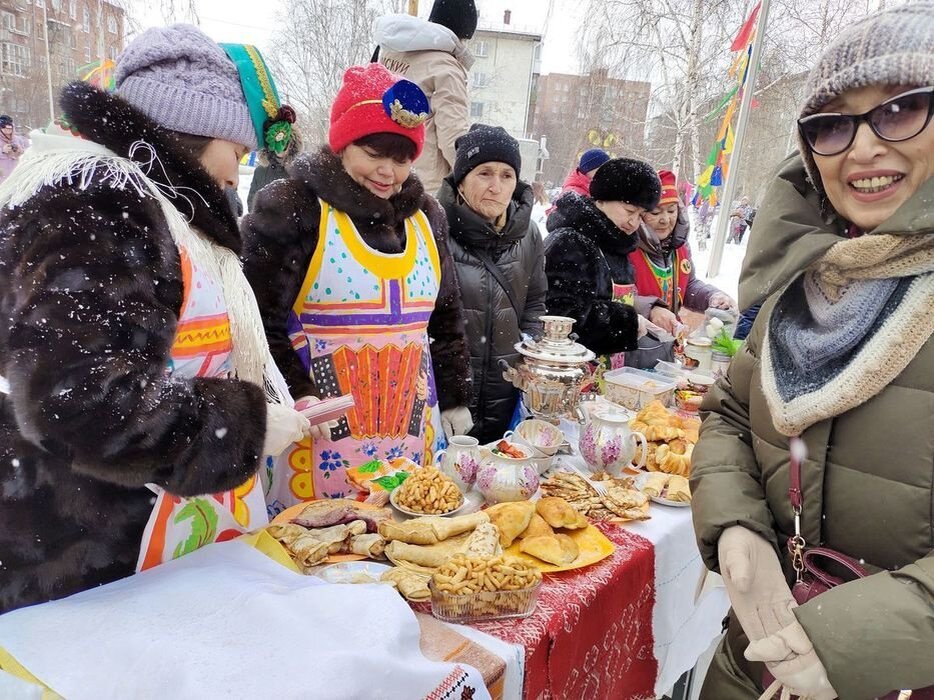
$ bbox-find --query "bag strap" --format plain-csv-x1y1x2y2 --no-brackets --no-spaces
473,248,522,320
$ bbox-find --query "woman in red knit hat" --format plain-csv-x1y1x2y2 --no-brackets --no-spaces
242,63,472,509
629,170,736,334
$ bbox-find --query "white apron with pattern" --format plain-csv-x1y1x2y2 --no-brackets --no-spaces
266,200,446,512
136,249,268,571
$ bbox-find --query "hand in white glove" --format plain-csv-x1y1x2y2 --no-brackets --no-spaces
294,396,335,441
709,292,738,313
263,403,310,456
718,526,798,643
441,406,473,438
746,621,838,700
648,305,679,335
637,314,649,339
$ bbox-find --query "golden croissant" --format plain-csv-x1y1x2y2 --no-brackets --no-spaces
655,443,694,476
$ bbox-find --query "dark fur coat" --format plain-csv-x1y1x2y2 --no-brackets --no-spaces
0,83,267,613
543,193,640,356
241,147,471,411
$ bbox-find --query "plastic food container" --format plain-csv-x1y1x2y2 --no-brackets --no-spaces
429,579,542,623
602,367,677,409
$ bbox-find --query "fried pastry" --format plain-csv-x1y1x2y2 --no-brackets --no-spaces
519,533,579,566
486,501,536,547
602,485,651,521
381,568,431,601
345,533,386,558
666,475,691,503
642,472,670,498
464,522,503,559
378,511,489,545
518,513,554,540
536,496,587,529
656,443,694,476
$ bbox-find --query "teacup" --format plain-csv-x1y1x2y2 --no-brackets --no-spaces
513,419,565,457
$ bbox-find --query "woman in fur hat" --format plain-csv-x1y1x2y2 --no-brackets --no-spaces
0,26,311,612
242,63,472,508
691,4,934,698
544,157,662,366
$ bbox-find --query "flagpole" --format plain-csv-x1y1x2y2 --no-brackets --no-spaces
706,0,771,279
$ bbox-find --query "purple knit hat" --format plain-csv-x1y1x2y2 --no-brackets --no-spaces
115,24,257,150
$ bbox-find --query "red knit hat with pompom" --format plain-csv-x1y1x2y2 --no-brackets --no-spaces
657,170,679,206
328,63,428,158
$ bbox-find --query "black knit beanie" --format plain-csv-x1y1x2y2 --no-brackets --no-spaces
429,0,479,40
589,158,662,210
453,124,522,185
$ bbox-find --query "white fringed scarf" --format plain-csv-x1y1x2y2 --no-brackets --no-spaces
0,126,293,408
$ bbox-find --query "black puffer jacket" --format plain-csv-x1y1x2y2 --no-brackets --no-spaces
439,178,547,443
0,84,266,613
544,193,640,356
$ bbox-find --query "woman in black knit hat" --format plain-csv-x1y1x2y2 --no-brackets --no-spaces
544,157,662,368
438,124,548,443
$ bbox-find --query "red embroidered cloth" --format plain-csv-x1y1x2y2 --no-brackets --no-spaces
473,523,657,699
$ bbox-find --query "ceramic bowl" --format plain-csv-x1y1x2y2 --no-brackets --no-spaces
513,419,565,457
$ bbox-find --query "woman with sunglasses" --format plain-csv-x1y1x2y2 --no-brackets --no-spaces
691,5,934,699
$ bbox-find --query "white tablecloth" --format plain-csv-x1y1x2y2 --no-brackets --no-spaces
0,541,490,700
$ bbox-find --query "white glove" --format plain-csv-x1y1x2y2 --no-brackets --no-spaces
294,395,335,441
263,403,310,456
636,314,649,339
746,621,838,700
709,292,738,313
718,526,798,643
441,406,474,438
648,306,679,335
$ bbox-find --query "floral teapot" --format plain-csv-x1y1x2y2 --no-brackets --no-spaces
475,441,540,504
579,407,648,478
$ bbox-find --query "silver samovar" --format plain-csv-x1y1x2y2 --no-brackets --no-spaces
500,315,596,423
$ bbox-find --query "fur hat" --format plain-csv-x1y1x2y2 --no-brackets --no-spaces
115,24,257,150
797,3,934,196
578,148,610,174
589,158,661,210
452,123,522,185
328,63,429,158
428,0,479,40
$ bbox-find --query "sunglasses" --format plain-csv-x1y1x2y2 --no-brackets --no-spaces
797,86,934,156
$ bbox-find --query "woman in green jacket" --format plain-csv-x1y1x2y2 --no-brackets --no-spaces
691,5,934,699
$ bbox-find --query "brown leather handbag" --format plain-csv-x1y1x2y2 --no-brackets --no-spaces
766,439,934,699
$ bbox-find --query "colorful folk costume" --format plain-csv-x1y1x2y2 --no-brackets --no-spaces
244,64,472,511
0,26,299,610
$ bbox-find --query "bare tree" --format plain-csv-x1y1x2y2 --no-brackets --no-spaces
264,0,396,145
579,0,741,183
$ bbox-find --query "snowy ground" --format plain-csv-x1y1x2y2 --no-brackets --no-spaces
691,224,750,303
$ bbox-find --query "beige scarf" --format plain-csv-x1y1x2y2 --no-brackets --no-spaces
761,232,934,437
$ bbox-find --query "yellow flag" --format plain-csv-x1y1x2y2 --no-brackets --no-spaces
724,124,735,154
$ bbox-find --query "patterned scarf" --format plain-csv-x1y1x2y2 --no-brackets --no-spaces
761,233,934,436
